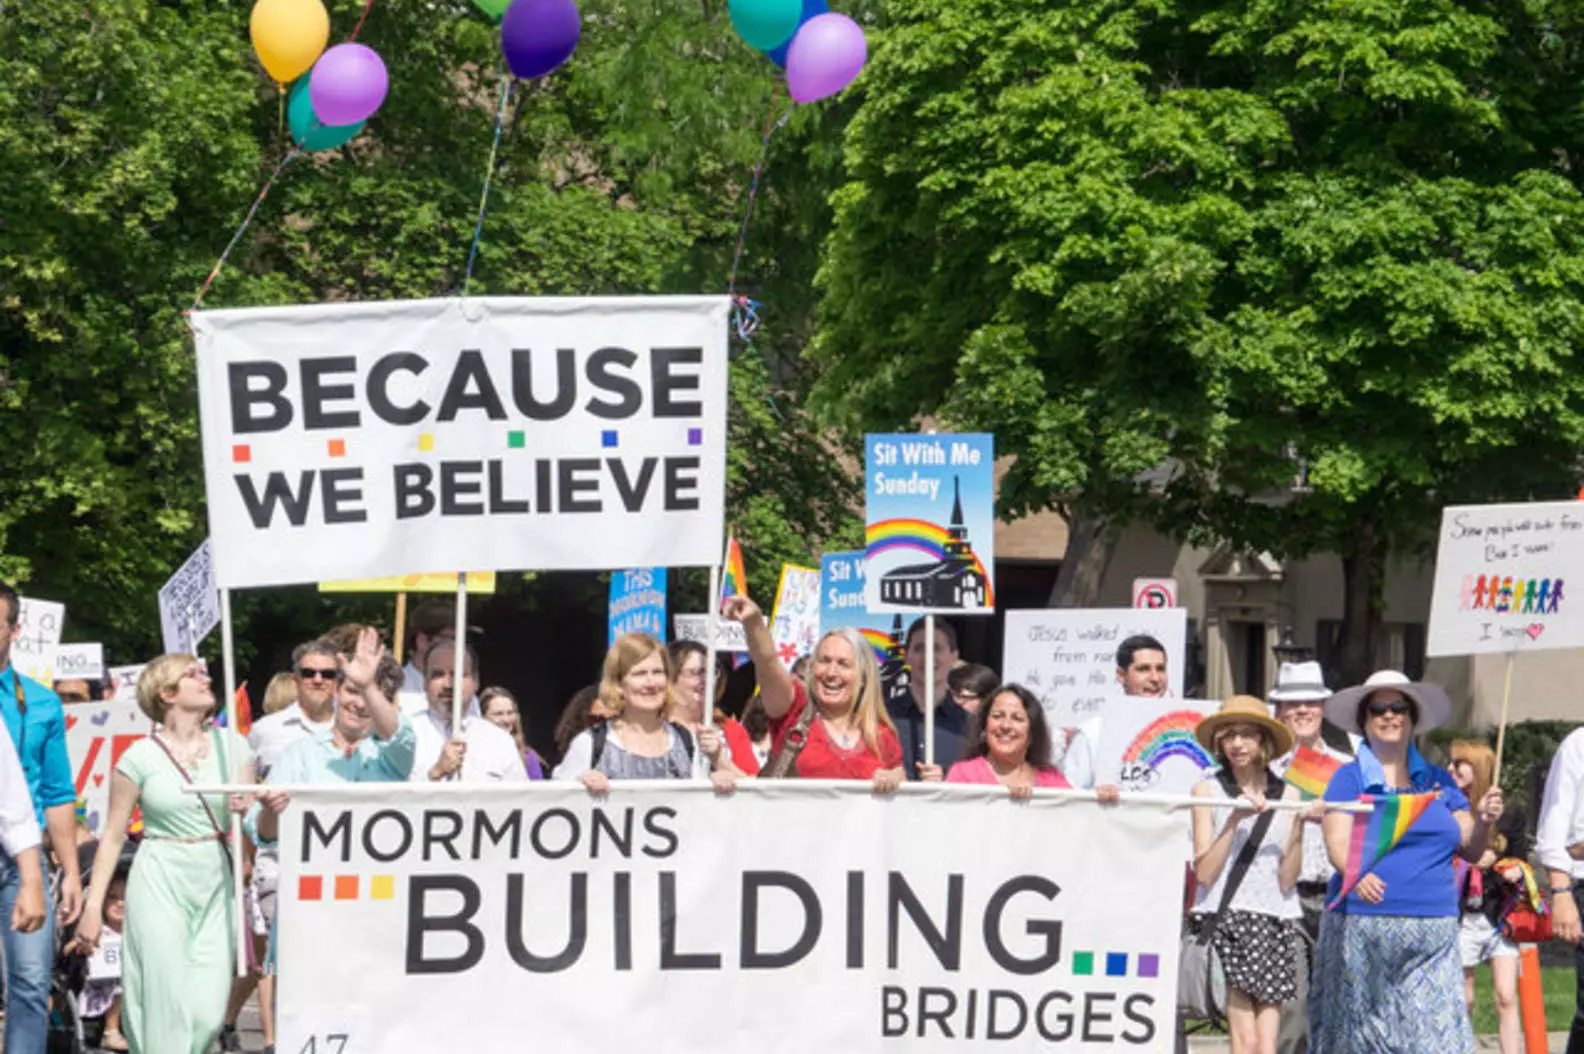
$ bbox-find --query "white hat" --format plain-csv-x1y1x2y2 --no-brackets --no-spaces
1268,661,1331,704
1323,670,1453,735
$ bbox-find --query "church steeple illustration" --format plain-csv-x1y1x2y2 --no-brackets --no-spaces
878,474,987,610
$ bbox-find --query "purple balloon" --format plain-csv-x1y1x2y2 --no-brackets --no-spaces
785,13,866,103
501,0,581,80
310,44,389,127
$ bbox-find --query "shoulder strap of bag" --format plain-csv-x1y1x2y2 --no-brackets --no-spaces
589,721,608,770
1198,778,1279,943
760,690,819,780
151,728,234,876
670,721,696,761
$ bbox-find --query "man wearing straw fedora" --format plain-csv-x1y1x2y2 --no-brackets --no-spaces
1266,662,1352,1054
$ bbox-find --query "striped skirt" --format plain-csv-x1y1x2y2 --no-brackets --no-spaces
1309,912,1472,1054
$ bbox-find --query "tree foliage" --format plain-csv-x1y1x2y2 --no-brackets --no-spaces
814,0,1584,677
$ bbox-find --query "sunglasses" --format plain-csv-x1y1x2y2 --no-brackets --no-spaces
1366,699,1411,717
298,667,339,682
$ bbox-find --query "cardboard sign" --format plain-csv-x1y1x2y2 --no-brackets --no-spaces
864,433,996,615
65,699,150,834
319,572,497,594
672,614,747,652
1427,501,1584,656
12,597,65,685
1001,608,1188,727
53,643,104,683
768,565,820,668
276,783,1186,1054
1092,698,1220,795
106,665,145,703
819,552,912,684
158,539,221,655
608,568,668,646
192,297,730,589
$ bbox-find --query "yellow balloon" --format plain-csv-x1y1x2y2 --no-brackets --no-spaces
249,0,330,84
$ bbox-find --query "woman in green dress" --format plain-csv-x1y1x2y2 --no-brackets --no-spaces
76,654,256,1054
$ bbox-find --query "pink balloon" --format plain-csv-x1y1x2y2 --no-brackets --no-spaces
310,43,389,127
785,13,866,103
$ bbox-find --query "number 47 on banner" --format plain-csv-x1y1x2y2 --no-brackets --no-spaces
296,1035,349,1054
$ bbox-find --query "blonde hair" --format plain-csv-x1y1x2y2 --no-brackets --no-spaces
598,633,677,719
137,653,197,724
805,629,896,757
262,672,297,716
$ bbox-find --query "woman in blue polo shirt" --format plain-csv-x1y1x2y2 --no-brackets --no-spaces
1309,671,1504,1054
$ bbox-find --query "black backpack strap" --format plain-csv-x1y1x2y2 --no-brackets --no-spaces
1198,777,1280,944
670,721,696,761
589,721,608,771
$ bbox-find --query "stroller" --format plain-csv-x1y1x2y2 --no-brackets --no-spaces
49,839,137,1054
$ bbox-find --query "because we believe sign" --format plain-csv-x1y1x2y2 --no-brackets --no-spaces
192,297,729,589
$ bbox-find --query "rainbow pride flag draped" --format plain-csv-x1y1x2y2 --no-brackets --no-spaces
1328,791,1439,908
722,535,748,600
212,683,254,738
1284,745,1343,799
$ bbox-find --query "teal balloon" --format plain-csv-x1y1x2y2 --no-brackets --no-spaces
287,75,364,152
728,0,800,50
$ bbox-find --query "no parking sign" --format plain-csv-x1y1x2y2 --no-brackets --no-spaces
1133,577,1178,609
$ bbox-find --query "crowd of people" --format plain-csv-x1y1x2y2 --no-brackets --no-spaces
0,578,1580,1054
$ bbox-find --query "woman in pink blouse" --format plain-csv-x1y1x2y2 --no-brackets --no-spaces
943,684,1071,797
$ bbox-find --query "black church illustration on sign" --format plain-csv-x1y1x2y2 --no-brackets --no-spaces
881,614,910,691
878,476,987,609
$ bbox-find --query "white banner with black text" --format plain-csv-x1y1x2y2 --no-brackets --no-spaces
192,297,729,588
275,782,1183,1054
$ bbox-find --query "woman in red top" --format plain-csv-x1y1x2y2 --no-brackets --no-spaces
723,595,903,788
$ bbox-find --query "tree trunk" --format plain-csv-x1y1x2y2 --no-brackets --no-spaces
1335,519,1384,688
1047,507,1118,607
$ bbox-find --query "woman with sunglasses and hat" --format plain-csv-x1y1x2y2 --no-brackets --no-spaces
1190,696,1314,1054
1308,671,1504,1054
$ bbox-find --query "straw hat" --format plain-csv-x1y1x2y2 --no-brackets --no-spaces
1324,670,1452,735
1196,695,1295,757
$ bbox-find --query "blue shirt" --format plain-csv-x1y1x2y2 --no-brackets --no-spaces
248,715,416,845
886,689,970,781
1324,751,1469,917
0,665,77,827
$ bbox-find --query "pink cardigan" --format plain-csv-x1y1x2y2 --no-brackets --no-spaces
946,755,1071,788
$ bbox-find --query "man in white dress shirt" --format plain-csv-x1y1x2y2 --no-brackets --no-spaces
1537,725,1584,1053
410,640,526,783
1059,634,1170,788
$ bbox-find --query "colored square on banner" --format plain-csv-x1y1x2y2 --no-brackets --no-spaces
418,433,435,452
232,445,251,463
602,430,618,448
328,439,346,458
1137,953,1160,978
688,428,702,446
335,875,359,900
1071,951,1094,976
370,875,395,901
1106,952,1128,977
299,875,323,902
507,430,525,449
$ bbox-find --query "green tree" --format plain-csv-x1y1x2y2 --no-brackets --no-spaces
812,0,1584,682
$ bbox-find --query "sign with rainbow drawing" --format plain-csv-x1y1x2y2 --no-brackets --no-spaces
1094,699,1220,796
819,552,912,686
1427,500,1584,656
863,434,995,616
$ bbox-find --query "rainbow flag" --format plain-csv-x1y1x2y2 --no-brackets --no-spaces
722,536,748,600
1284,745,1343,799
213,683,253,738
1328,791,1439,908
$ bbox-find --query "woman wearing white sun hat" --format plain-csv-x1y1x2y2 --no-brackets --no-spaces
1308,670,1504,1054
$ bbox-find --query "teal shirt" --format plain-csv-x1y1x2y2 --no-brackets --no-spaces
247,714,415,845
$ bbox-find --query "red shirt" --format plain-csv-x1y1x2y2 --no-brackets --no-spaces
721,718,761,776
768,681,903,779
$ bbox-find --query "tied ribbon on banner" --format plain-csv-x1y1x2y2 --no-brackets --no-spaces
1328,791,1439,909
1284,745,1343,800
732,297,762,341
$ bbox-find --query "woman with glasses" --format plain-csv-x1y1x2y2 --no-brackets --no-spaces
1308,671,1505,1054
75,656,256,1054
945,663,998,719
667,641,747,775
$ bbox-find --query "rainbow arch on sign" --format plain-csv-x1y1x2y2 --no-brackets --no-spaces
863,519,995,606
1122,710,1215,771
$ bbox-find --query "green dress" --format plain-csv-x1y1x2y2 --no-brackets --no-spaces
116,728,253,1054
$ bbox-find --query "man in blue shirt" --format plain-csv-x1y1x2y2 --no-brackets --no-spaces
887,617,969,781
0,581,82,1054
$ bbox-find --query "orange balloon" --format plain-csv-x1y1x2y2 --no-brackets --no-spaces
249,0,330,83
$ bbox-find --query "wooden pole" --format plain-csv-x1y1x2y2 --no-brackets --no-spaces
923,614,936,766
1493,650,1517,788
219,589,248,978
393,591,408,664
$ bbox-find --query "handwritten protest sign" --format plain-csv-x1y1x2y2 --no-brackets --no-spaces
768,565,820,667
12,597,65,686
319,572,496,594
672,614,747,652
277,783,1185,1054
192,297,730,589
1427,500,1584,656
864,433,995,615
1001,609,1188,726
1093,698,1219,795
65,699,149,834
53,643,104,683
106,665,145,703
159,539,221,655
608,569,668,646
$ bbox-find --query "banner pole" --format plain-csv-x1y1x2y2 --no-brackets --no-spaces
453,574,468,740
219,588,248,978
702,566,720,729
923,614,936,769
394,591,408,664
1493,650,1517,788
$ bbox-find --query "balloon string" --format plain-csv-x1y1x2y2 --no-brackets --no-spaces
461,65,514,296
187,147,302,313
726,84,791,302
349,0,377,41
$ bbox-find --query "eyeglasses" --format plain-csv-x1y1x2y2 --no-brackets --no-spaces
298,667,339,681
1366,700,1411,717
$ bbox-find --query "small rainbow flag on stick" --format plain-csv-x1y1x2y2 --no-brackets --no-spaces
1328,791,1439,908
1284,745,1343,799
722,535,748,601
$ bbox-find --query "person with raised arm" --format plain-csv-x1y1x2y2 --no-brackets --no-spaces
721,595,904,789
